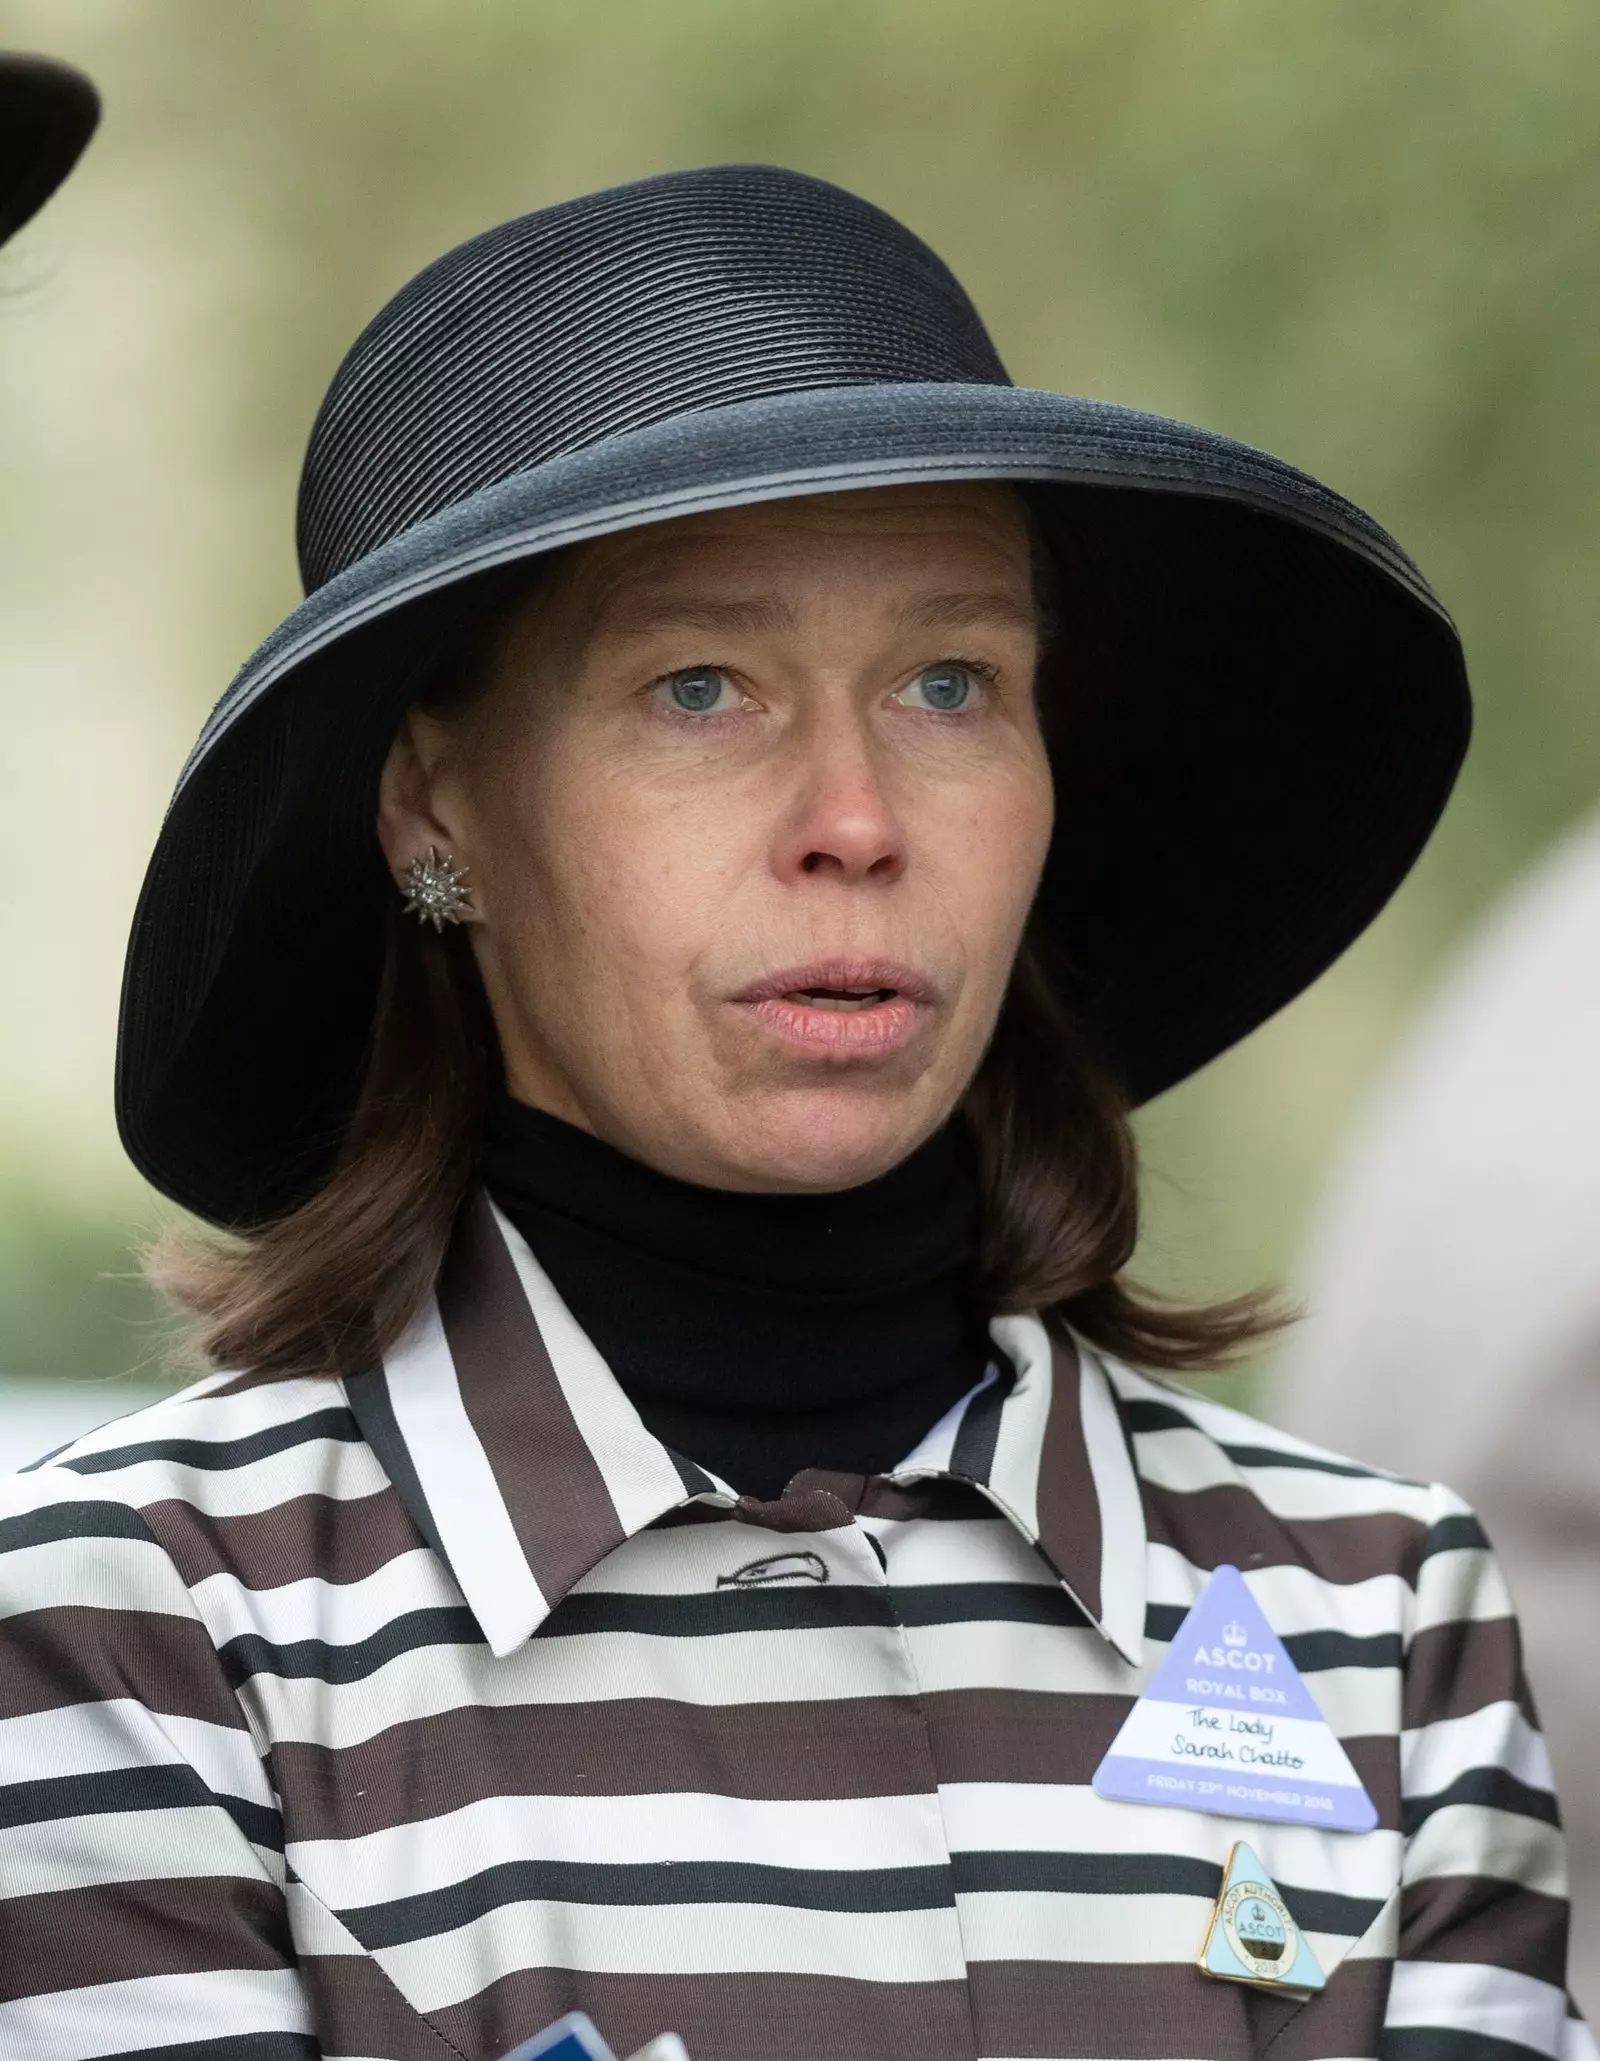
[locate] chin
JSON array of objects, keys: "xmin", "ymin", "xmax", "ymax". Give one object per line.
[{"xmin": 725, "ymin": 1095, "xmax": 943, "ymax": 1194}]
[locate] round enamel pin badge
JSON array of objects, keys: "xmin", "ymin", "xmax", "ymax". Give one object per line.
[
  {"xmin": 1199, "ymin": 1840, "xmax": 1326, "ymax": 1994},
  {"xmin": 1220, "ymin": 1879, "xmax": 1298, "ymax": 1980}
]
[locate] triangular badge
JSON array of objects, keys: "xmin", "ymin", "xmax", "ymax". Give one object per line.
[
  {"xmin": 501, "ymin": 2014, "xmax": 619, "ymax": 2061},
  {"xmin": 1199, "ymin": 1841, "xmax": 1326, "ymax": 1994},
  {"xmin": 1093, "ymin": 1563, "xmax": 1378, "ymax": 1830},
  {"xmin": 501, "ymin": 2015, "xmax": 691, "ymax": 2061}
]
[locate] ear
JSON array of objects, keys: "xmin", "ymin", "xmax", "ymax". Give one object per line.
[{"xmin": 376, "ymin": 708, "xmax": 480, "ymax": 917}]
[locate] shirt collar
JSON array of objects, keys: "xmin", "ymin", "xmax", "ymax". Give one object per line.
[
  {"xmin": 346, "ymin": 1190, "xmax": 1146, "ymax": 1664},
  {"xmin": 885, "ymin": 1311, "xmax": 1146, "ymax": 1664}
]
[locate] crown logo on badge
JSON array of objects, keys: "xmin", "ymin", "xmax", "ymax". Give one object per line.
[{"xmin": 1222, "ymin": 1619, "xmax": 1249, "ymax": 1648}]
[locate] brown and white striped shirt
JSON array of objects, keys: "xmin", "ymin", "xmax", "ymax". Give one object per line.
[{"xmin": 0, "ymin": 1193, "xmax": 1591, "ymax": 2061}]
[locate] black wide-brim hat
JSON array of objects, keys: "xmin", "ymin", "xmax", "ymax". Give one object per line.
[
  {"xmin": 118, "ymin": 165, "xmax": 1470, "ymax": 1229},
  {"xmin": 0, "ymin": 54, "xmax": 99, "ymax": 246}
]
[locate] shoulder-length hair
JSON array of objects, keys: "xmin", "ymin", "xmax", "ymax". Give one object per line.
[
  {"xmin": 152, "ymin": 518, "xmax": 1286, "ymax": 1382},
  {"xmin": 151, "ymin": 905, "xmax": 1282, "ymax": 1380}
]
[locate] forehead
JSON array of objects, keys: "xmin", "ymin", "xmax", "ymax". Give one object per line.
[{"xmin": 543, "ymin": 480, "xmax": 1037, "ymax": 625}]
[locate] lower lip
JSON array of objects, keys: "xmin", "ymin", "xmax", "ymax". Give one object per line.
[{"xmin": 742, "ymin": 994, "xmax": 925, "ymax": 1057}]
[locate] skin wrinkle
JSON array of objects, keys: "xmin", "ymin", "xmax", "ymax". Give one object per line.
[{"xmin": 377, "ymin": 483, "xmax": 1054, "ymax": 1195}]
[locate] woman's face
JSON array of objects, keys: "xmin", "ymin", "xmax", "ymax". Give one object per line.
[{"xmin": 378, "ymin": 482, "xmax": 1054, "ymax": 1192}]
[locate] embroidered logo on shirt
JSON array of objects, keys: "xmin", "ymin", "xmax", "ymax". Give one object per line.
[
  {"xmin": 716, "ymin": 1550, "xmax": 830, "ymax": 1588},
  {"xmin": 1092, "ymin": 1563, "xmax": 1378, "ymax": 1830}
]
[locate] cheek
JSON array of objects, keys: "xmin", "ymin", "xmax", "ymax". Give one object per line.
[
  {"xmin": 939, "ymin": 750, "xmax": 1055, "ymax": 957},
  {"xmin": 486, "ymin": 751, "xmax": 718, "ymax": 993},
  {"xmin": 1007, "ymin": 738, "xmax": 1056, "ymax": 871},
  {"xmin": 1019, "ymin": 757, "xmax": 1057, "ymax": 909}
]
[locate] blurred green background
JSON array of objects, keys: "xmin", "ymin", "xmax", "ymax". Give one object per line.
[{"xmin": 1, "ymin": 0, "xmax": 1596, "ymax": 1399}]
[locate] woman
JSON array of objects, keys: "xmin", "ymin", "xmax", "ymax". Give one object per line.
[{"xmin": 1, "ymin": 167, "xmax": 1582, "ymax": 2061}]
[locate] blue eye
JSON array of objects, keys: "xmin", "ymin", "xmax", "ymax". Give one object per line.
[
  {"xmin": 898, "ymin": 664, "xmax": 979, "ymax": 712},
  {"xmin": 658, "ymin": 666, "xmax": 738, "ymax": 713}
]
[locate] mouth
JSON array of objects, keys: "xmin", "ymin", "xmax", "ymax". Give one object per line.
[
  {"xmin": 732, "ymin": 961, "xmax": 936, "ymax": 1057},
  {"xmin": 784, "ymin": 985, "xmax": 900, "ymax": 1012}
]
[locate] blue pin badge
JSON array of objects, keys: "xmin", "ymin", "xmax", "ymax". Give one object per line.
[
  {"xmin": 1199, "ymin": 1842, "xmax": 1326, "ymax": 1994},
  {"xmin": 1093, "ymin": 1564, "xmax": 1378, "ymax": 1831},
  {"xmin": 500, "ymin": 2016, "xmax": 689, "ymax": 2061}
]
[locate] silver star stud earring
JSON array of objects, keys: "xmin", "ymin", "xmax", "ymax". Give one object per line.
[{"xmin": 398, "ymin": 845, "xmax": 473, "ymax": 930}]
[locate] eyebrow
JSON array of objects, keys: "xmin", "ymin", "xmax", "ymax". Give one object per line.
[
  {"xmin": 594, "ymin": 596, "xmax": 799, "ymax": 638},
  {"xmin": 894, "ymin": 591, "xmax": 1040, "ymax": 634},
  {"xmin": 594, "ymin": 589, "xmax": 1038, "ymax": 641}
]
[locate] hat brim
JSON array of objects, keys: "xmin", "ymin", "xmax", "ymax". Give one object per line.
[
  {"xmin": 117, "ymin": 381, "xmax": 1469, "ymax": 1226},
  {"xmin": 0, "ymin": 55, "xmax": 99, "ymax": 246}
]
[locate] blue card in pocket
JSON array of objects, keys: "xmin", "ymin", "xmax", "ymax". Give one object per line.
[{"xmin": 500, "ymin": 2012, "xmax": 689, "ymax": 2061}]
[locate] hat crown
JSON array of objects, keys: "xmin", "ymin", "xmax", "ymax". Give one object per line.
[{"xmin": 296, "ymin": 164, "xmax": 1011, "ymax": 593}]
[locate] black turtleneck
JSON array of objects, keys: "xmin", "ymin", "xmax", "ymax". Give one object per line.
[{"xmin": 480, "ymin": 1096, "xmax": 992, "ymax": 1501}]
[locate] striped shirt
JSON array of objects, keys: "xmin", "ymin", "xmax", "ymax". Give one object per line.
[{"xmin": 0, "ymin": 1191, "xmax": 1591, "ymax": 2061}]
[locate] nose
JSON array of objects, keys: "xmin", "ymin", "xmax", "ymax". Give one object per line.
[{"xmin": 770, "ymin": 718, "xmax": 908, "ymax": 887}]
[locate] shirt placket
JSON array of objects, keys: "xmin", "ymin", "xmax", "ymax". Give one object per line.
[{"xmin": 721, "ymin": 1474, "xmax": 982, "ymax": 2061}]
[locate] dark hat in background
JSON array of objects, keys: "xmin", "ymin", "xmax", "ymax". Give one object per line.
[
  {"xmin": 0, "ymin": 53, "xmax": 99, "ymax": 246},
  {"xmin": 116, "ymin": 164, "xmax": 1471, "ymax": 1229}
]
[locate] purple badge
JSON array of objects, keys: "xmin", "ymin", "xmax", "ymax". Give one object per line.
[{"xmin": 1093, "ymin": 1563, "xmax": 1378, "ymax": 1831}]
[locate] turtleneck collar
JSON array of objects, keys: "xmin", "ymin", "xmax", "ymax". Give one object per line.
[{"xmin": 479, "ymin": 1095, "xmax": 992, "ymax": 1497}]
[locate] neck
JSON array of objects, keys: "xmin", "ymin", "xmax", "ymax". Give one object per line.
[{"xmin": 479, "ymin": 1095, "xmax": 992, "ymax": 1498}]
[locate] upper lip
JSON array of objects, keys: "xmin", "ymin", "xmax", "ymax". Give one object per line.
[{"xmin": 734, "ymin": 959, "xmax": 939, "ymax": 1005}]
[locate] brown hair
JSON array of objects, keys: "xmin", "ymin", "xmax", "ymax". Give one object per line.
[
  {"xmin": 150, "ymin": 903, "xmax": 1285, "ymax": 1382},
  {"xmin": 152, "ymin": 505, "xmax": 1288, "ymax": 1381}
]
